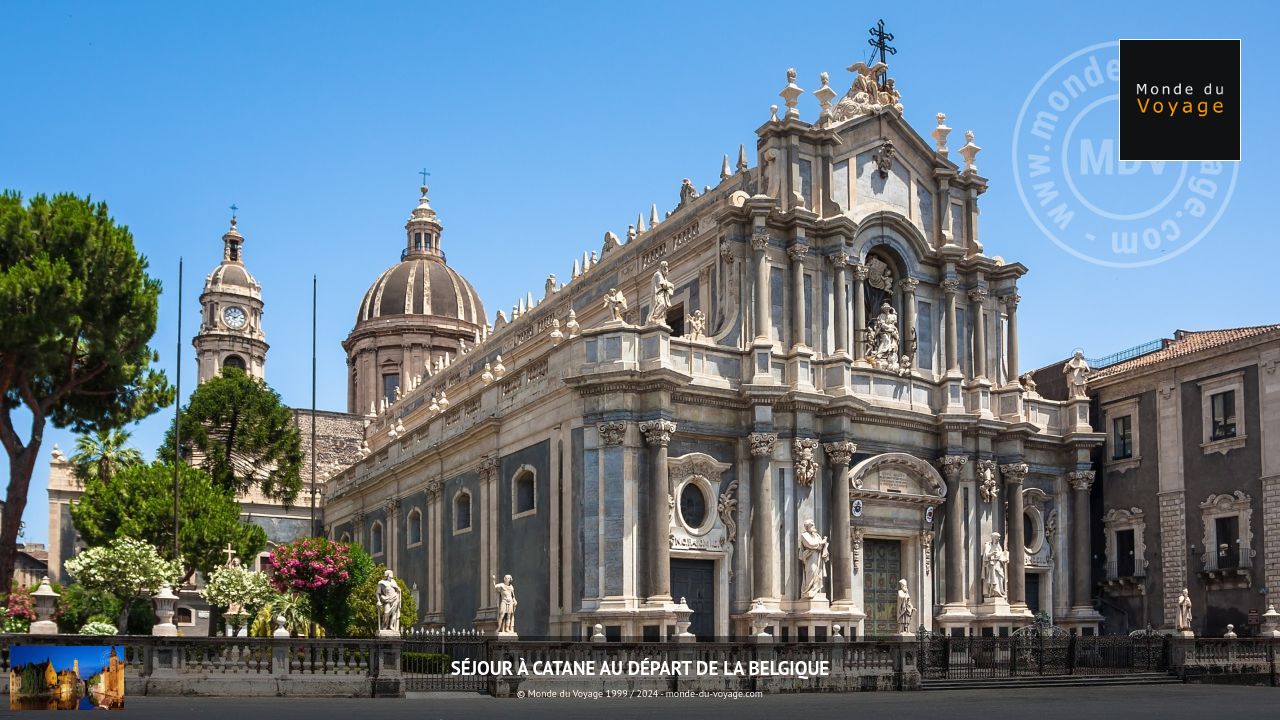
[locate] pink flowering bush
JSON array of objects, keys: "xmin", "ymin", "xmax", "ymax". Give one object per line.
[
  {"xmin": 4, "ymin": 584, "xmax": 37, "ymax": 621},
  {"xmin": 268, "ymin": 537, "xmax": 372, "ymax": 635}
]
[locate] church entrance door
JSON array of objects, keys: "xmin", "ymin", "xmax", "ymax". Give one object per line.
[
  {"xmin": 671, "ymin": 558, "xmax": 715, "ymax": 640},
  {"xmin": 863, "ymin": 539, "xmax": 902, "ymax": 637}
]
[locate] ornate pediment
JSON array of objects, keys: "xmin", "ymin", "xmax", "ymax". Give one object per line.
[{"xmin": 849, "ymin": 452, "xmax": 946, "ymax": 497}]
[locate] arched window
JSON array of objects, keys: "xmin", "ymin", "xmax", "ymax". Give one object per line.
[
  {"xmin": 370, "ymin": 521, "xmax": 385, "ymax": 556},
  {"xmin": 454, "ymin": 491, "xmax": 472, "ymax": 534},
  {"xmin": 175, "ymin": 607, "xmax": 194, "ymax": 625},
  {"xmin": 223, "ymin": 354, "xmax": 246, "ymax": 372},
  {"xmin": 407, "ymin": 508, "xmax": 422, "ymax": 546},
  {"xmin": 512, "ymin": 466, "xmax": 536, "ymax": 518},
  {"xmin": 339, "ymin": 532, "xmax": 352, "ymax": 544}
]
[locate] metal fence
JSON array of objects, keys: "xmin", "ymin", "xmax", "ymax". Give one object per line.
[
  {"xmin": 401, "ymin": 629, "xmax": 488, "ymax": 692},
  {"xmin": 916, "ymin": 631, "xmax": 1170, "ymax": 679}
]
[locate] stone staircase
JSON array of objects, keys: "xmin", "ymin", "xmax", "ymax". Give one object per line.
[{"xmin": 922, "ymin": 672, "xmax": 1182, "ymax": 690}]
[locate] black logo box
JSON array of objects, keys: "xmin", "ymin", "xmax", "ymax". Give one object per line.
[{"xmin": 1119, "ymin": 39, "xmax": 1240, "ymax": 162}]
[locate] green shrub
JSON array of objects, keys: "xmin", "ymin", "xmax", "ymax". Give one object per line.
[
  {"xmin": 402, "ymin": 651, "xmax": 451, "ymax": 673},
  {"xmin": 57, "ymin": 584, "xmax": 123, "ymax": 633}
]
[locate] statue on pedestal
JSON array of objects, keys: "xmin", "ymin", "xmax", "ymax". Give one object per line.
[
  {"xmin": 1177, "ymin": 588, "xmax": 1194, "ymax": 633},
  {"xmin": 896, "ymin": 579, "xmax": 915, "ymax": 633},
  {"xmin": 647, "ymin": 261, "xmax": 675, "ymax": 326},
  {"xmin": 492, "ymin": 574, "xmax": 518, "ymax": 635},
  {"xmin": 1064, "ymin": 350, "xmax": 1091, "ymax": 399},
  {"xmin": 865, "ymin": 302, "xmax": 900, "ymax": 372},
  {"xmin": 376, "ymin": 569, "xmax": 402, "ymax": 635},
  {"xmin": 603, "ymin": 288, "xmax": 628, "ymax": 324},
  {"xmin": 982, "ymin": 532, "xmax": 1009, "ymax": 599},
  {"xmin": 797, "ymin": 519, "xmax": 830, "ymax": 600}
]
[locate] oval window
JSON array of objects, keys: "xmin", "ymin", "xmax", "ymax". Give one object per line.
[{"xmin": 680, "ymin": 483, "xmax": 708, "ymax": 529}]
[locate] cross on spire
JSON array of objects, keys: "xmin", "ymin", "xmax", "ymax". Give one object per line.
[
  {"xmin": 229, "ymin": 203, "xmax": 238, "ymax": 219},
  {"xmin": 418, "ymin": 168, "xmax": 431, "ymax": 185},
  {"xmin": 867, "ymin": 18, "xmax": 897, "ymax": 66},
  {"xmin": 223, "ymin": 543, "xmax": 237, "ymax": 565}
]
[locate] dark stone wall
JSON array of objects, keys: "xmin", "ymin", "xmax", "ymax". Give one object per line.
[
  {"xmin": 443, "ymin": 468, "xmax": 480, "ymax": 629},
  {"xmin": 571, "ymin": 427, "xmax": 585, "ymax": 618},
  {"xmin": 1180, "ymin": 366, "xmax": 1263, "ymax": 635},
  {"xmin": 398, "ymin": 487, "xmax": 430, "ymax": 617},
  {"xmin": 499, "ymin": 440, "xmax": 551, "ymax": 638}
]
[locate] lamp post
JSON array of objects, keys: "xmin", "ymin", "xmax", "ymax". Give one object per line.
[
  {"xmin": 29, "ymin": 577, "xmax": 60, "ymax": 635},
  {"xmin": 152, "ymin": 583, "xmax": 178, "ymax": 636}
]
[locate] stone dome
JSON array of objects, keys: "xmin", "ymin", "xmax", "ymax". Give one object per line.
[
  {"xmin": 356, "ymin": 256, "xmax": 484, "ymax": 326},
  {"xmin": 208, "ymin": 262, "xmax": 258, "ymax": 289}
]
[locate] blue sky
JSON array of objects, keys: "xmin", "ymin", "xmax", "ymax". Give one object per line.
[{"xmin": 2, "ymin": 2, "xmax": 1274, "ymax": 543}]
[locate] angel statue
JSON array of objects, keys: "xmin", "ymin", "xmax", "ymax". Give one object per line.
[{"xmin": 603, "ymin": 288, "xmax": 629, "ymax": 324}]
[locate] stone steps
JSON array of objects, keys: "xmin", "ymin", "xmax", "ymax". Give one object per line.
[{"xmin": 922, "ymin": 672, "xmax": 1182, "ymax": 690}]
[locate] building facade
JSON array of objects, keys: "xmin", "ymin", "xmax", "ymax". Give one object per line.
[
  {"xmin": 323, "ymin": 63, "xmax": 1104, "ymax": 640},
  {"xmin": 1084, "ymin": 325, "xmax": 1280, "ymax": 636}
]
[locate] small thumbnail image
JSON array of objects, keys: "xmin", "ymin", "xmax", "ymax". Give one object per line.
[{"xmin": 8, "ymin": 645, "xmax": 125, "ymax": 711}]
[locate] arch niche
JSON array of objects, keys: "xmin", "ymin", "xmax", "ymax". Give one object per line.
[{"xmin": 847, "ymin": 452, "xmax": 946, "ymax": 635}]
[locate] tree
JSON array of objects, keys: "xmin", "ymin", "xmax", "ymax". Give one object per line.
[
  {"xmin": 70, "ymin": 427, "xmax": 143, "ymax": 484},
  {"xmin": 268, "ymin": 537, "xmax": 372, "ymax": 636},
  {"xmin": 347, "ymin": 565, "xmax": 417, "ymax": 637},
  {"xmin": 63, "ymin": 537, "xmax": 180, "ymax": 629},
  {"xmin": 69, "ymin": 461, "xmax": 266, "ymax": 582},
  {"xmin": 201, "ymin": 562, "xmax": 274, "ymax": 634},
  {"xmin": 160, "ymin": 367, "xmax": 303, "ymax": 505},
  {"xmin": 0, "ymin": 191, "xmax": 172, "ymax": 592}
]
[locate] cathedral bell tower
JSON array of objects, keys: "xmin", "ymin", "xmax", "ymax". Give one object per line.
[{"xmin": 193, "ymin": 214, "xmax": 269, "ymax": 383}]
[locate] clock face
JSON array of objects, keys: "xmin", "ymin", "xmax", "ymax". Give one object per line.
[{"xmin": 223, "ymin": 306, "xmax": 247, "ymax": 329}]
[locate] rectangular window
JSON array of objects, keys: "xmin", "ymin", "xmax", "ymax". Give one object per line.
[
  {"xmin": 803, "ymin": 273, "xmax": 813, "ymax": 347},
  {"xmin": 1210, "ymin": 390, "xmax": 1236, "ymax": 440},
  {"xmin": 1112, "ymin": 415, "xmax": 1133, "ymax": 459},
  {"xmin": 1215, "ymin": 515, "xmax": 1239, "ymax": 568},
  {"xmin": 381, "ymin": 373, "xmax": 400, "ymax": 405},
  {"xmin": 1115, "ymin": 529, "xmax": 1136, "ymax": 577},
  {"xmin": 917, "ymin": 300, "xmax": 933, "ymax": 370},
  {"xmin": 769, "ymin": 266, "xmax": 784, "ymax": 341}
]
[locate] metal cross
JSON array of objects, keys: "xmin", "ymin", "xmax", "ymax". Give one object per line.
[
  {"xmin": 229, "ymin": 203, "xmax": 238, "ymax": 220},
  {"xmin": 418, "ymin": 168, "xmax": 431, "ymax": 185},
  {"xmin": 867, "ymin": 19, "xmax": 897, "ymax": 66}
]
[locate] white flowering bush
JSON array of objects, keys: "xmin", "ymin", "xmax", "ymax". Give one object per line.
[
  {"xmin": 79, "ymin": 620, "xmax": 118, "ymax": 635},
  {"xmin": 201, "ymin": 563, "xmax": 274, "ymax": 615},
  {"xmin": 65, "ymin": 537, "xmax": 181, "ymax": 629}
]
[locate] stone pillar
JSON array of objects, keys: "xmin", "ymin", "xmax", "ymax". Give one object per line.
[
  {"xmin": 384, "ymin": 497, "xmax": 400, "ymax": 573},
  {"xmin": 969, "ymin": 288, "xmax": 988, "ymax": 380},
  {"xmin": 830, "ymin": 252, "xmax": 849, "ymax": 356},
  {"xmin": 640, "ymin": 419, "xmax": 677, "ymax": 604},
  {"xmin": 1069, "ymin": 471, "xmax": 1095, "ymax": 608},
  {"xmin": 852, "ymin": 265, "xmax": 868, "ymax": 359},
  {"xmin": 900, "ymin": 278, "xmax": 919, "ymax": 369},
  {"xmin": 787, "ymin": 243, "xmax": 808, "ymax": 349},
  {"xmin": 943, "ymin": 279, "xmax": 960, "ymax": 374},
  {"xmin": 753, "ymin": 228, "xmax": 771, "ymax": 341},
  {"xmin": 749, "ymin": 432, "xmax": 778, "ymax": 602},
  {"xmin": 1004, "ymin": 294, "xmax": 1021, "ymax": 384},
  {"xmin": 939, "ymin": 456, "xmax": 968, "ymax": 604},
  {"xmin": 1001, "ymin": 463, "xmax": 1029, "ymax": 606},
  {"xmin": 824, "ymin": 441, "xmax": 857, "ymax": 604}
]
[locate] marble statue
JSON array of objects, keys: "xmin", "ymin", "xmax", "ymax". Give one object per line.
[
  {"xmin": 1064, "ymin": 350, "xmax": 1091, "ymax": 399},
  {"xmin": 866, "ymin": 302, "xmax": 901, "ymax": 372},
  {"xmin": 977, "ymin": 460, "xmax": 999, "ymax": 504},
  {"xmin": 603, "ymin": 288, "xmax": 628, "ymax": 323},
  {"xmin": 829, "ymin": 61, "xmax": 894, "ymax": 123},
  {"xmin": 982, "ymin": 532, "xmax": 1009, "ymax": 599},
  {"xmin": 797, "ymin": 519, "xmax": 830, "ymax": 600},
  {"xmin": 687, "ymin": 309, "xmax": 705, "ymax": 341},
  {"xmin": 376, "ymin": 569, "xmax": 402, "ymax": 634},
  {"xmin": 1019, "ymin": 371, "xmax": 1039, "ymax": 396},
  {"xmin": 1177, "ymin": 588, "xmax": 1193, "ymax": 632},
  {"xmin": 493, "ymin": 574, "xmax": 518, "ymax": 635},
  {"xmin": 896, "ymin": 579, "xmax": 915, "ymax": 633},
  {"xmin": 647, "ymin": 261, "xmax": 675, "ymax": 326}
]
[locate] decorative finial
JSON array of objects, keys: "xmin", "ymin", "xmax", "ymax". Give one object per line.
[
  {"xmin": 814, "ymin": 71, "xmax": 837, "ymax": 125},
  {"xmin": 770, "ymin": 104, "xmax": 779, "ymax": 122},
  {"xmin": 636, "ymin": 212, "xmax": 646, "ymax": 233},
  {"xmin": 932, "ymin": 113, "xmax": 952, "ymax": 158},
  {"xmin": 229, "ymin": 203, "xmax": 238, "ymax": 222},
  {"xmin": 960, "ymin": 130, "xmax": 981, "ymax": 174},
  {"xmin": 418, "ymin": 168, "xmax": 431, "ymax": 186},
  {"xmin": 736, "ymin": 144, "xmax": 748, "ymax": 174},
  {"xmin": 720, "ymin": 154, "xmax": 732, "ymax": 181},
  {"xmin": 650, "ymin": 203, "xmax": 660, "ymax": 227},
  {"xmin": 779, "ymin": 69, "xmax": 803, "ymax": 120}
]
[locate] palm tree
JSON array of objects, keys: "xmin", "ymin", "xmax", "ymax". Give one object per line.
[{"xmin": 70, "ymin": 428, "xmax": 143, "ymax": 484}]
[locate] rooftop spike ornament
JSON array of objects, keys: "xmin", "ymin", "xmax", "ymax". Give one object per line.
[
  {"xmin": 736, "ymin": 144, "xmax": 749, "ymax": 174},
  {"xmin": 720, "ymin": 154, "xmax": 732, "ymax": 181},
  {"xmin": 650, "ymin": 203, "xmax": 660, "ymax": 228},
  {"xmin": 636, "ymin": 212, "xmax": 647, "ymax": 233}
]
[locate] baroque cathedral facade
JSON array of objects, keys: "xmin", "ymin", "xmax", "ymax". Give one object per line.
[{"xmin": 322, "ymin": 61, "xmax": 1105, "ymax": 640}]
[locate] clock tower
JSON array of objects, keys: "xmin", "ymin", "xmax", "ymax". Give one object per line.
[{"xmin": 194, "ymin": 215, "xmax": 268, "ymax": 383}]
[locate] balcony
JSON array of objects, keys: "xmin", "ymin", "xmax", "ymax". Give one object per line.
[
  {"xmin": 1200, "ymin": 545, "xmax": 1253, "ymax": 589},
  {"xmin": 1101, "ymin": 559, "xmax": 1146, "ymax": 596}
]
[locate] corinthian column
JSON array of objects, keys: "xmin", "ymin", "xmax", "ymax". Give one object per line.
[
  {"xmin": 900, "ymin": 278, "xmax": 919, "ymax": 370},
  {"xmin": 852, "ymin": 264, "xmax": 868, "ymax": 359},
  {"xmin": 830, "ymin": 252, "xmax": 849, "ymax": 356},
  {"xmin": 969, "ymin": 288, "xmax": 988, "ymax": 380},
  {"xmin": 1004, "ymin": 293, "xmax": 1021, "ymax": 384},
  {"xmin": 749, "ymin": 432, "xmax": 778, "ymax": 602},
  {"xmin": 1069, "ymin": 470, "xmax": 1095, "ymax": 608},
  {"xmin": 824, "ymin": 441, "xmax": 857, "ymax": 604},
  {"xmin": 1000, "ymin": 463, "xmax": 1029, "ymax": 605},
  {"xmin": 639, "ymin": 420, "xmax": 677, "ymax": 603},
  {"xmin": 938, "ymin": 455, "xmax": 968, "ymax": 604},
  {"xmin": 943, "ymin": 279, "xmax": 960, "ymax": 374},
  {"xmin": 753, "ymin": 228, "xmax": 771, "ymax": 341},
  {"xmin": 787, "ymin": 243, "xmax": 808, "ymax": 349}
]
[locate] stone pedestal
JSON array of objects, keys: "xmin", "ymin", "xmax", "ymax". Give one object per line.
[
  {"xmin": 935, "ymin": 604, "xmax": 976, "ymax": 635},
  {"xmin": 496, "ymin": 630, "xmax": 519, "ymax": 640}
]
